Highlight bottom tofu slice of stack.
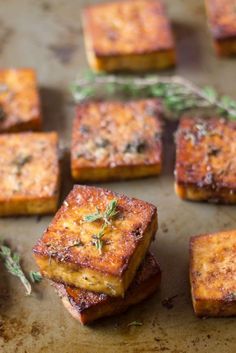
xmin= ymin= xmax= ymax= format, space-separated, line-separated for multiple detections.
xmin=52 ymin=252 xmax=161 ymax=325
xmin=33 ymin=185 xmax=161 ymax=324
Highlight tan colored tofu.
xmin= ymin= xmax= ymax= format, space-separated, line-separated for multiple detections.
xmin=0 ymin=69 xmax=42 ymax=132
xmin=175 ymin=117 xmax=236 ymax=204
xmin=82 ymin=0 xmax=176 ymax=72
xmin=71 ymin=99 xmax=163 ymax=182
xmin=33 ymin=185 xmax=157 ymax=297
xmin=52 ymin=252 xmax=161 ymax=325
xmin=205 ymin=0 xmax=236 ymax=56
xmin=190 ymin=229 xmax=236 ymax=317
xmin=0 ymin=132 xmax=60 ymax=216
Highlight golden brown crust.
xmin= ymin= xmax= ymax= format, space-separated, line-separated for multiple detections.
xmin=52 ymin=252 xmax=161 ymax=324
xmin=82 ymin=0 xmax=176 ymax=71
xmin=0 ymin=69 xmax=42 ymax=132
xmin=71 ymin=99 xmax=163 ymax=182
xmin=190 ymin=229 xmax=236 ymax=317
xmin=205 ymin=0 xmax=236 ymax=40
xmin=205 ymin=0 xmax=236 ymax=55
xmin=0 ymin=132 xmax=60 ymax=215
xmin=175 ymin=117 xmax=236 ymax=203
xmin=33 ymin=185 xmax=157 ymax=296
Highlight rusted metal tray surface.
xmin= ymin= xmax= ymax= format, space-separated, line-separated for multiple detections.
xmin=0 ymin=0 xmax=235 ymax=352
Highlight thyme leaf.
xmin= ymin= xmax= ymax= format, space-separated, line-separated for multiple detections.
xmin=71 ymin=72 xmax=236 ymax=121
xmin=84 ymin=199 xmax=118 ymax=225
xmin=29 ymin=271 xmax=42 ymax=283
xmin=84 ymin=199 xmax=118 ymax=254
xmin=0 ymin=242 xmax=32 ymax=295
xmin=127 ymin=321 xmax=143 ymax=327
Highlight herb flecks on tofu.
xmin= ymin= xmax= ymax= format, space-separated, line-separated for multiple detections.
xmin=0 ymin=69 xmax=42 ymax=132
xmin=33 ymin=185 xmax=158 ymax=297
xmin=71 ymin=99 xmax=163 ymax=182
xmin=0 ymin=132 xmax=60 ymax=215
xmin=175 ymin=117 xmax=236 ymax=203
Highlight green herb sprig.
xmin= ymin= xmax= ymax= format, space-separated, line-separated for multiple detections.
xmin=71 ymin=72 xmax=236 ymax=120
xmin=0 ymin=243 xmax=32 ymax=295
xmin=84 ymin=199 xmax=118 ymax=254
xmin=29 ymin=271 xmax=42 ymax=283
xmin=127 ymin=321 xmax=143 ymax=327
xmin=84 ymin=199 xmax=118 ymax=225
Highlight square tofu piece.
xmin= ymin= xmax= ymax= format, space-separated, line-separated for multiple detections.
xmin=82 ymin=0 xmax=176 ymax=72
xmin=71 ymin=99 xmax=163 ymax=182
xmin=205 ymin=0 xmax=236 ymax=56
xmin=0 ymin=132 xmax=60 ymax=216
xmin=33 ymin=185 xmax=157 ymax=297
xmin=175 ymin=117 xmax=236 ymax=204
xmin=52 ymin=252 xmax=161 ymax=325
xmin=190 ymin=229 xmax=236 ymax=317
xmin=0 ymin=69 xmax=42 ymax=132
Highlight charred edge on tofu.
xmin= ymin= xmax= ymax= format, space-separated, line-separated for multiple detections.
xmin=0 ymin=105 xmax=6 ymax=121
xmin=177 ymin=119 xmax=236 ymax=193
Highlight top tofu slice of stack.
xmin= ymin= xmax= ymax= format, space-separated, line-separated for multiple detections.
xmin=71 ymin=99 xmax=163 ymax=182
xmin=0 ymin=68 xmax=42 ymax=132
xmin=33 ymin=185 xmax=157 ymax=297
xmin=175 ymin=117 xmax=236 ymax=204
xmin=205 ymin=0 xmax=236 ymax=56
xmin=190 ymin=229 xmax=236 ymax=317
xmin=82 ymin=0 xmax=176 ymax=72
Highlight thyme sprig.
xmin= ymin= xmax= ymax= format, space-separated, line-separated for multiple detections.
xmin=84 ymin=199 xmax=118 ymax=254
xmin=0 ymin=242 xmax=32 ymax=295
xmin=127 ymin=321 xmax=143 ymax=327
xmin=29 ymin=271 xmax=42 ymax=283
xmin=84 ymin=199 xmax=118 ymax=225
xmin=71 ymin=72 xmax=236 ymax=120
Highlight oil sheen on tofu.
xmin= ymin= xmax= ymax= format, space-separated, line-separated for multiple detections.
xmin=33 ymin=185 xmax=158 ymax=297
xmin=190 ymin=229 xmax=236 ymax=317
xmin=175 ymin=117 xmax=236 ymax=204
xmin=71 ymin=99 xmax=163 ymax=182
xmin=0 ymin=68 xmax=42 ymax=132
xmin=82 ymin=0 xmax=176 ymax=72
xmin=0 ymin=132 xmax=60 ymax=215
xmin=52 ymin=252 xmax=161 ymax=324
xmin=205 ymin=0 xmax=236 ymax=56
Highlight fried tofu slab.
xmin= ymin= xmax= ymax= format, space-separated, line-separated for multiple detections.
xmin=71 ymin=99 xmax=163 ymax=182
xmin=52 ymin=252 xmax=161 ymax=325
xmin=175 ymin=117 xmax=236 ymax=204
xmin=82 ymin=0 xmax=176 ymax=72
xmin=205 ymin=0 xmax=236 ymax=56
xmin=0 ymin=132 xmax=60 ymax=216
xmin=33 ymin=185 xmax=157 ymax=297
xmin=190 ymin=229 xmax=236 ymax=317
xmin=0 ymin=69 xmax=42 ymax=132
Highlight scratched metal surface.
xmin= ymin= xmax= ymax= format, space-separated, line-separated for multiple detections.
xmin=0 ymin=0 xmax=235 ymax=352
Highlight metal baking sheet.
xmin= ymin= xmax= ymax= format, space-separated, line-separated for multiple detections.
xmin=0 ymin=0 xmax=235 ymax=352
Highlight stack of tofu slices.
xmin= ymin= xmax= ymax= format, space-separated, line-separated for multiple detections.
xmin=33 ymin=185 xmax=161 ymax=324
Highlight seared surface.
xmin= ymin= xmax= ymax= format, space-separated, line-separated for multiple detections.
xmin=83 ymin=0 xmax=175 ymax=56
xmin=53 ymin=252 xmax=161 ymax=324
xmin=205 ymin=0 xmax=236 ymax=39
xmin=33 ymin=185 xmax=157 ymax=296
xmin=190 ymin=229 xmax=236 ymax=316
xmin=175 ymin=117 xmax=236 ymax=202
xmin=0 ymin=132 xmax=59 ymax=212
xmin=71 ymin=99 xmax=163 ymax=181
xmin=0 ymin=68 xmax=41 ymax=132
